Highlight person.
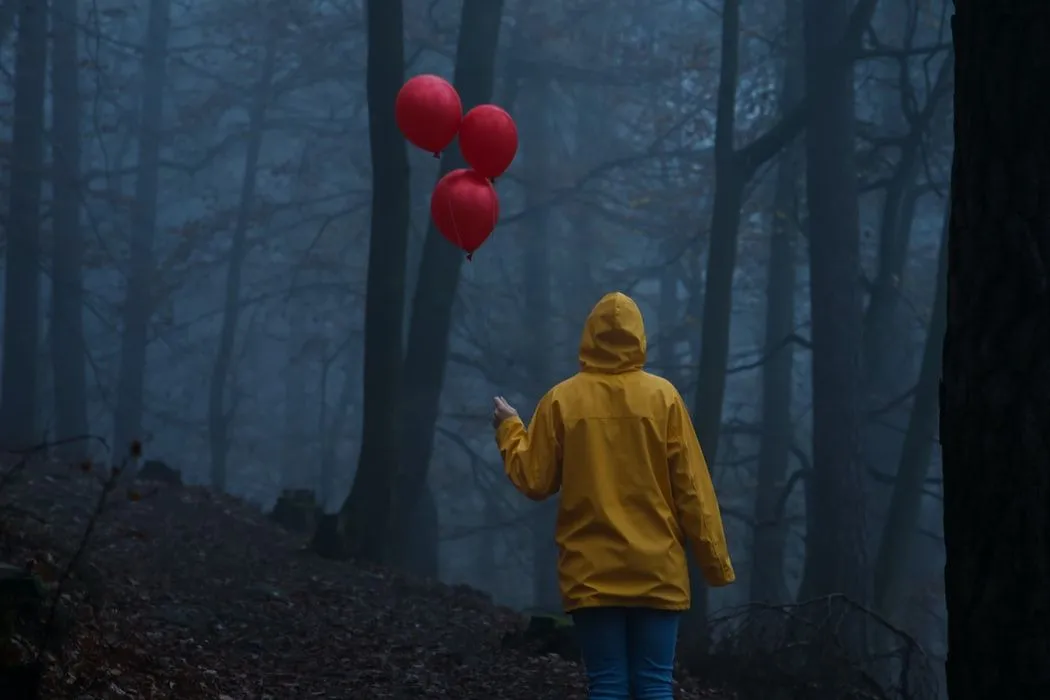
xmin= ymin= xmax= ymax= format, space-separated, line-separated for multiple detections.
xmin=492 ymin=291 xmax=735 ymax=700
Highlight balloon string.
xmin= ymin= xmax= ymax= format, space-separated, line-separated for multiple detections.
xmin=445 ymin=195 xmax=469 ymax=259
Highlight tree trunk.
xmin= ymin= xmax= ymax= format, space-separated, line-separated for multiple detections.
xmin=208 ymin=24 xmax=277 ymax=492
xmin=281 ymin=152 xmax=315 ymax=490
xmin=683 ymin=0 xmax=840 ymax=646
xmin=684 ymin=0 xmax=878 ymax=473
xmin=325 ymin=0 xmax=412 ymax=564
xmin=392 ymin=0 xmax=506 ymax=573
xmin=318 ymin=335 xmax=361 ymax=510
xmin=112 ymin=0 xmax=171 ymax=463
xmin=750 ymin=0 xmax=803 ymax=606
xmin=861 ymin=52 xmax=952 ymax=563
xmin=281 ymin=331 xmax=308 ymax=489
xmin=0 ymin=0 xmax=46 ymax=449
xmin=940 ymin=2 xmax=1050 ymax=697
xmin=0 ymin=1 xmax=15 ymax=49
xmin=682 ymin=0 xmax=746 ymax=650
xmin=518 ymin=77 xmax=559 ymax=610
xmin=874 ymin=205 xmax=947 ymax=613
xmin=692 ymin=0 xmax=745 ymax=491
xmin=862 ymin=53 xmax=953 ymax=385
xmin=797 ymin=0 xmax=868 ymax=606
xmin=49 ymin=0 xmax=89 ymax=459
xmin=478 ymin=490 xmax=500 ymax=594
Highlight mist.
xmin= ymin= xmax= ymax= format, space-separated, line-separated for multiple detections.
xmin=0 ymin=0 xmax=959 ymax=698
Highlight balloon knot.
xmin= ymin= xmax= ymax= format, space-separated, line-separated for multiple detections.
xmin=432 ymin=152 xmax=441 ymax=159
xmin=466 ymin=252 xmax=473 ymax=261
xmin=489 ymin=177 xmax=496 ymax=184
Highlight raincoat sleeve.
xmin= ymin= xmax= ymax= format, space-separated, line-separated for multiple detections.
xmin=496 ymin=392 xmax=563 ymax=501
xmin=667 ymin=392 xmax=736 ymax=587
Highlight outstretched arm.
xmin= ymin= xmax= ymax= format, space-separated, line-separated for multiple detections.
xmin=495 ymin=393 xmax=562 ymax=500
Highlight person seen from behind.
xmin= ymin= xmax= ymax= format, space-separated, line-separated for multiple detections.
xmin=492 ymin=291 xmax=735 ymax=700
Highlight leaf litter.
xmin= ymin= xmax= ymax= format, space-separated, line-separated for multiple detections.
xmin=1 ymin=460 xmax=725 ymax=699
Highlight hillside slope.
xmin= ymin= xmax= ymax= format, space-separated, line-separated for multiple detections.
xmin=0 ymin=460 xmax=719 ymax=699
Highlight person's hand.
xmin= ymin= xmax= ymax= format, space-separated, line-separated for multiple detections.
xmin=492 ymin=396 xmax=519 ymax=429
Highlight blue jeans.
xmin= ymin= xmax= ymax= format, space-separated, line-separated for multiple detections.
xmin=571 ymin=607 xmax=680 ymax=700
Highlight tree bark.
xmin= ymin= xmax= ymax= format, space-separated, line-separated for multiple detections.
xmin=208 ymin=22 xmax=278 ymax=492
xmin=797 ymin=0 xmax=869 ymax=606
xmin=0 ymin=0 xmax=46 ymax=449
xmin=750 ymin=0 xmax=803 ymax=606
xmin=112 ymin=0 xmax=171 ymax=463
xmin=941 ymin=2 xmax=1050 ymax=697
xmin=325 ymin=0 xmax=412 ymax=564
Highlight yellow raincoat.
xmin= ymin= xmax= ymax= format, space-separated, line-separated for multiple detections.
xmin=496 ymin=292 xmax=735 ymax=612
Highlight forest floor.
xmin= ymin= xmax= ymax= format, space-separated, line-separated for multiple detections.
xmin=0 ymin=458 xmax=726 ymax=699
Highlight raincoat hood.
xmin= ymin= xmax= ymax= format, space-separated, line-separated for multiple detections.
xmin=579 ymin=292 xmax=646 ymax=373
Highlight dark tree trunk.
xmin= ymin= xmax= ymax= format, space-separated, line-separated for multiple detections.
xmin=750 ymin=0 xmax=803 ymax=606
xmin=49 ymin=0 xmax=89 ymax=458
xmin=684 ymin=0 xmax=881 ymax=474
xmin=392 ymin=0 xmax=506 ymax=574
xmin=281 ymin=155 xmax=315 ymax=490
xmin=317 ymin=337 xmax=361 ymax=509
xmin=208 ymin=24 xmax=277 ymax=492
xmin=874 ymin=207 xmax=947 ymax=613
xmin=0 ymin=0 xmax=46 ymax=449
xmin=281 ymin=330 xmax=308 ymax=489
xmin=684 ymin=0 xmax=812 ymax=650
xmin=683 ymin=0 xmax=746 ymax=650
xmin=861 ymin=51 xmax=952 ymax=567
xmin=692 ymin=0 xmax=745 ymax=466
xmin=0 ymin=1 xmax=15 ymax=49
xmin=797 ymin=0 xmax=868 ymax=605
xmin=517 ymin=77 xmax=559 ymax=610
xmin=325 ymin=0 xmax=412 ymax=563
xmin=941 ymin=2 xmax=1050 ymax=697
xmin=112 ymin=0 xmax=171 ymax=462
xmin=861 ymin=18 xmax=953 ymax=388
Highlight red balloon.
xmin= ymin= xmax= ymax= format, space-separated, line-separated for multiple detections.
xmin=430 ymin=169 xmax=500 ymax=257
xmin=458 ymin=105 xmax=518 ymax=179
xmin=395 ymin=75 xmax=462 ymax=155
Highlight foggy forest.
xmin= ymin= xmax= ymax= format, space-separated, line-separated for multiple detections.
xmin=0 ymin=0 xmax=1045 ymax=698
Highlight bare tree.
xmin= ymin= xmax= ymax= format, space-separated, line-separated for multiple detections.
xmin=518 ymin=75 xmax=559 ymax=610
xmin=208 ymin=17 xmax=279 ymax=491
xmin=0 ymin=0 xmax=47 ymax=448
xmin=393 ymin=0 xmax=507 ymax=573
xmin=797 ymin=0 xmax=868 ymax=607
xmin=750 ymin=0 xmax=804 ymax=607
xmin=317 ymin=0 xmax=412 ymax=563
xmin=49 ymin=0 xmax=89 ymax=458
xmin=112 ymin=0 xmax=172 ymax=459
xmin=874 ymin=204 xmax=947 ymax=612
